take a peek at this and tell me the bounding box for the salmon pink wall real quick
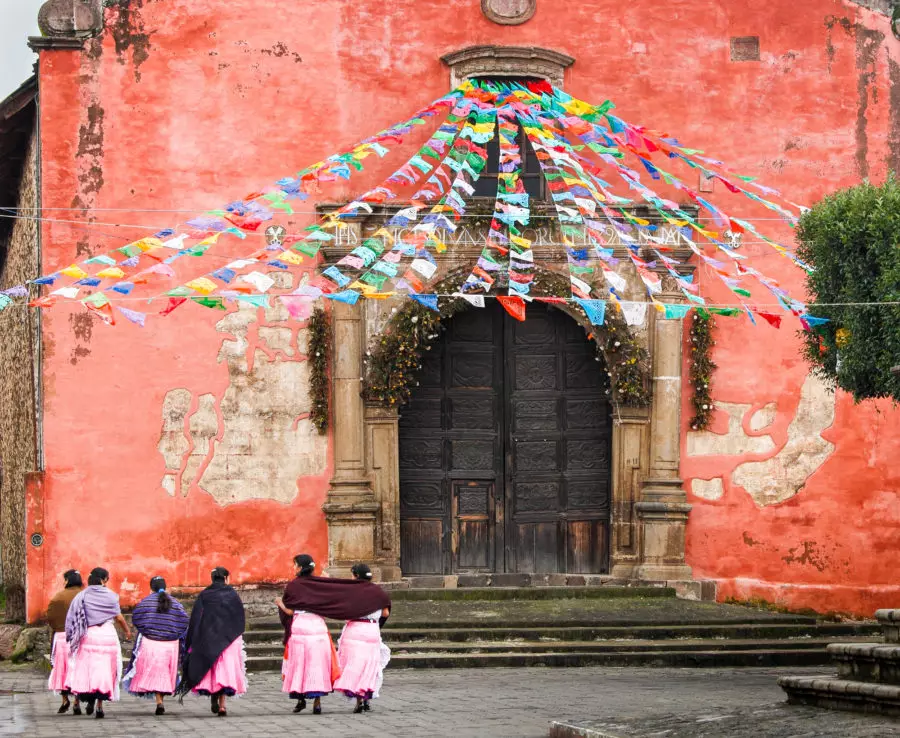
[28,0,900,619]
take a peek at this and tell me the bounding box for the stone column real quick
[322,247,378,577]
[634,299,692,581]
[365,403,403,581]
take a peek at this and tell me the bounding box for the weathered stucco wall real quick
[29,0,900,617]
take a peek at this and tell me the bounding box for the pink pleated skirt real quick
[334,621,388,699]
[193,636,247,697]
[128,637,180,696]
[281,612,333,698]
[47,632,73,693]
[68,621,123,702]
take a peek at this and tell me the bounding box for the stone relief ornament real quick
[481,0,536,25]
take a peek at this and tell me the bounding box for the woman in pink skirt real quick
[122,576,190,715]
[46,569,83,714]
[177,567,246,717]
[65,567,131,719]
[276,555,335,714]
[334,564,391,713]
[276,553,391,716]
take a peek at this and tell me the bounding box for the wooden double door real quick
[399,302,612,575]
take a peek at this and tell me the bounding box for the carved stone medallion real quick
[481,0,536,25]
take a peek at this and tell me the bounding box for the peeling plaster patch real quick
[691,477,724,501]
[108,0,153,82]
[260,41,302,63]
[732,374,836,507]
[750,403,777,431]
[161,474,176,497]
[157,285,326,507]
[258,326,293,356]
[67,312,94,366]
[181,394,218,497]
[158,388,191,470]
[687,403,776,456]
[782,540,831,572]
[854,25,885,178]
[888,55,900,173]
[743,532,761,547]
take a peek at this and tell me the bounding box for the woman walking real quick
[46,569,83,714]
[276,555,336,715]
[333,564,391,713]
[178,567,246,717]
[122,576,190,715]
[276,554,391,715]
[65,567,131,719]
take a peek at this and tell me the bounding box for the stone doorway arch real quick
[322,246,693,584]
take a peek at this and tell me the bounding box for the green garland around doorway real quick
[688,311,717,430]
[308,306,331,434]
[362,268,652,409]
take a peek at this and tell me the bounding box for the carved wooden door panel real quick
[399,302,610,575]
[505,303,611,574]
[399,307,503,575]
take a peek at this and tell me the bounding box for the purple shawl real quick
[65,585,121,654]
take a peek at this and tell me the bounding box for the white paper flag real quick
[622,302,648,326]
[454,293,485,308]
[410,258,437,280]
[241,271,276,293]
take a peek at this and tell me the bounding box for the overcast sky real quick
[1,0,42,98]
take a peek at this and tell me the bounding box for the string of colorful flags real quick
[0,78,831,332]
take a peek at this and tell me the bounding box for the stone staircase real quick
[231,586,878,672]
[779,608,900,716]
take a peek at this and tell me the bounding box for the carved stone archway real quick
[441,45,574,89]
[322,221,693,584]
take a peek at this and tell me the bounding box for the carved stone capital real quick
[30,0,103,49]
[441,45,575,89]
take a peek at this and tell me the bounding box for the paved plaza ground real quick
[0,665,897,737]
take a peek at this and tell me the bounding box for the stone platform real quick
[779,608,900,717]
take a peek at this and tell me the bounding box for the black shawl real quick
[177,583,245,697]
[280,575,391,644]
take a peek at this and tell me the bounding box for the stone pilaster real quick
[322,227,377,577]
[365,403,403,582]
[608,406,650,579]
[635,298,692,581]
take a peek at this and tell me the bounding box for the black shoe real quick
[72,705,82,716]
[85,700,95,716]
[210,694,219,714]
[95,708,104,719]
[313,704,322,715]
[155,705,165,716]
[353,702,364,714]
[57,701,70,714]
[293,698,306,713]
[217,709,227,718]
[363,700,371,712]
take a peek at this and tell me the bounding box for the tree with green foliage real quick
[796,177,900,403]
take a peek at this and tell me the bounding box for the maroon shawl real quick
[279,575,391,644]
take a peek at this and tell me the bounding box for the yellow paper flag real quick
[96,267,126,279]
[186,277,219,295]
[278,250,305,266]
[60,264,88,279]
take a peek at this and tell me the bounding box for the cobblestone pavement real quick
[0,666,897,738]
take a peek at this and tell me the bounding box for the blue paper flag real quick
[111,282,134,295]
[324,289,360,305]
[575,298,607,325]
[410,293,439,312]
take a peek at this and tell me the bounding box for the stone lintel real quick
[28,35,86,51]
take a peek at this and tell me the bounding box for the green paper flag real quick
[192,296,227,310]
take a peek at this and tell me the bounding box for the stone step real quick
[243,637,855,657]
[388,585,676,601]
[245,647,832,672]
[779,675,900,717]
[828,642,900,685]
[241,621,878,644]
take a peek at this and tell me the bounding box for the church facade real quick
[1,0,898,622]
